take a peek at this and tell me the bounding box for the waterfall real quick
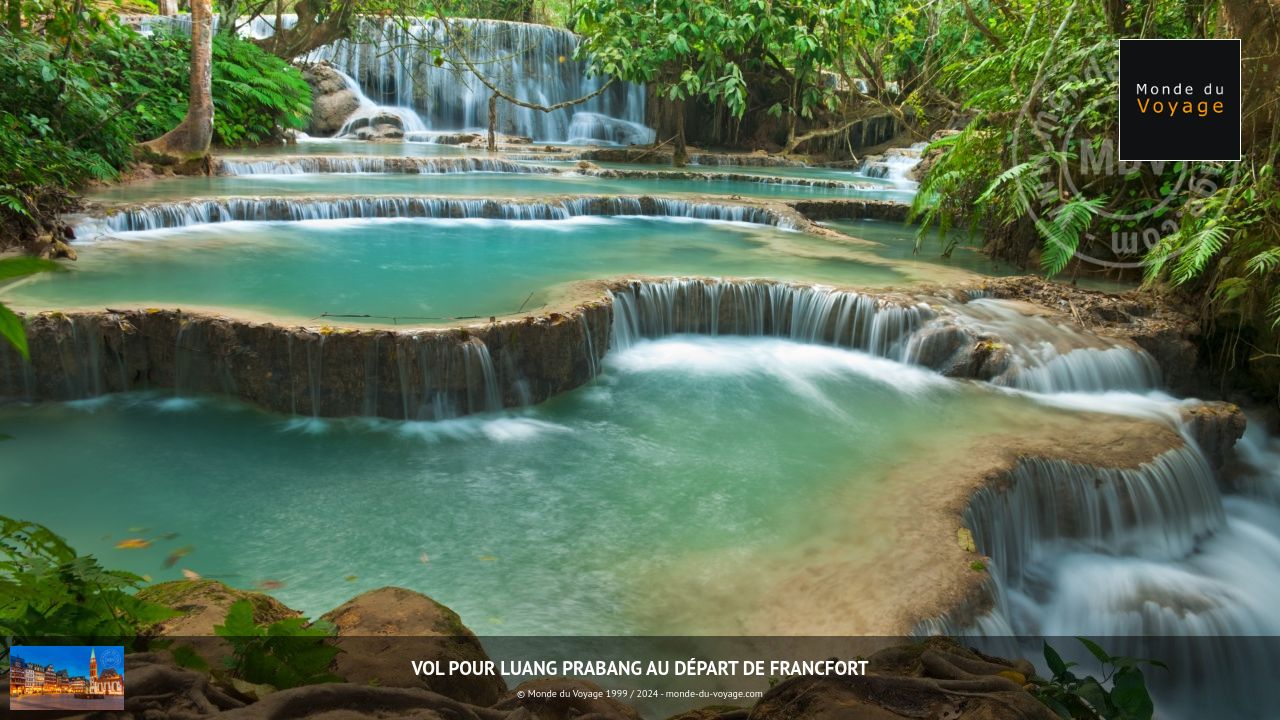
[957,441,1280,720]
[461,338,502,414]
[608,279,932,360]
[214,156,559,175]
[567,112,655,146]
[130,14,652,143]
[996,346,1160,393]
[329,66,428,138]
[854,142,928,190]
[965,450,1225,592]
[83,196,797,236]
[953,298,1161,393]
[305,17,652,144]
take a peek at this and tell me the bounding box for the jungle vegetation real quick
[0,0,1277,393]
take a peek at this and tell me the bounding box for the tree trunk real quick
[488,92,498,152]
[140,0,214,163]
[157,0,177,15]
[673,100,688,167]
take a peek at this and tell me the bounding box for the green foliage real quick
[1,18,312,246]
[213,599,342,689]
[1145,160,1280,331]
[911,0,1280,355]
[90,30,313,147]
[210,34,313,145]
[0,257,62,357]
[0,31,137,229]
[0,516,177,643]
[1030,638,1165,720]
[572,0,908,131]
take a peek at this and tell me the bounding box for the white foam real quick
[609,336,948,394]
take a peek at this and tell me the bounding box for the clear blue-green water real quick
[239,139,469,157]
[823,219,1138,292]
[0,337,1037,633]
[538,159,890,183]
[88,172,905,204]
[3,218,905,321]
[824,219,1021,276]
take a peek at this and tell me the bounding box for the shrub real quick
[0,33,135,237]
[1031,638,1164,720]
[1,22,312,248]
[213,599,341,689]
[0,516,176,645]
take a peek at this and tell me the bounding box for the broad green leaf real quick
[0,303,29,358]
[1076,636,1113,665]
[0,257,62,282]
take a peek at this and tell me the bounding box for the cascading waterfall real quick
[214,156,559,175]
[306,17,652,144]
[954,439,1280,720]
[954,298,1161,393]
[965,450,1225,597]
[996,345,1160,393]
[82,196,796,235]
[608,279,932,360]
[854,142,928,190]
[920,300,1280,719]
[330,66,428,138]
[132,14,653,143]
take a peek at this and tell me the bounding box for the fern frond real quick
[1038,196,1105,277]
[1172,223,1232,285]
[1245,247,1280,277]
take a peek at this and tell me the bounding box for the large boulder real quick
[344,111,406,140]
[139,579,301,636]
[301,62,360,136]
[138,579,301,670]
[319,586,506,706]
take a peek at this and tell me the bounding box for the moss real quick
[137,579,294,625]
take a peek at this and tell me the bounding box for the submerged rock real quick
[320,586,507,706]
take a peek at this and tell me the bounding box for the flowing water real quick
[3,219,907,321]
[86,171,902,204]
[9,16,1280,717]
[0,336,1093,634]
[305,17,650,144]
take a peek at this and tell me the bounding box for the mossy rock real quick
[136,579,301,674]
[138,579,300,636]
